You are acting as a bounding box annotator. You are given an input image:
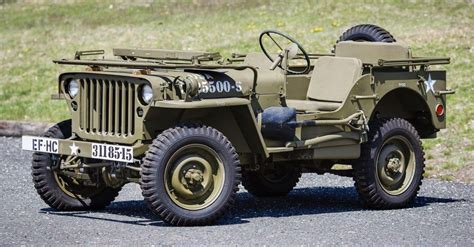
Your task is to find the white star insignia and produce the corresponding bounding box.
[69,142,79,156]
[424,74,437,94]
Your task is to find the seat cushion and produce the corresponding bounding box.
[286,99,341,112]
[306,56,362,103]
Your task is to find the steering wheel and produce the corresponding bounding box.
[259,30,311,74]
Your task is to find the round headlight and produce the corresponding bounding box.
[67,79,79,98]
[141,85,153,104]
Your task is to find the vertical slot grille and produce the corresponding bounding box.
[79,78,135,137]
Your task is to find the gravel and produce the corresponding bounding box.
[1,136,473,245]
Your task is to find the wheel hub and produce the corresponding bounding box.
[183,168,204,186]
[165,144,225,210]
[386,156,401,175]
[376,136,416,195]
[171,156,212,197]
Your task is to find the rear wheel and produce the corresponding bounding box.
[353,118,425,209]
[140,125,241,226]
[32,120,121,210]
[337,24,396,43]
[242,163,301,197]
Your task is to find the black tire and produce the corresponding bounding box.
[337,24,396,43]
[353,118,425,209]
[242,164,301,197]
[140,125,241,226]
[32,120,121,210]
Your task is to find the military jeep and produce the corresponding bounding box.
[22,24,454,226]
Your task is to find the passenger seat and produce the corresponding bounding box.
[286,56,362,112]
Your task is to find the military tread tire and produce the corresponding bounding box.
[353,118,425,209]
[32,120,121,211]
[140,125,241,226]
[337,24,396,43]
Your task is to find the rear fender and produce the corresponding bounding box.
[316,72,445,137]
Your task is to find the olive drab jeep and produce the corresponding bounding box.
[22,24,454,226]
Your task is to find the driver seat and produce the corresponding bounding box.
[286,56,362,112]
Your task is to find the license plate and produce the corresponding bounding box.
[91,143,133,163]
[22,136,59,154]
[22,136,134,163]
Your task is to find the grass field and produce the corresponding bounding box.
[0,0,472,182]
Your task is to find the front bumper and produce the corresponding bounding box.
[22,136,136,163]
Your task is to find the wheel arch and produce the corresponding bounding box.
[371,88,437,138]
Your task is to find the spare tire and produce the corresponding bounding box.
[337,24,396,43]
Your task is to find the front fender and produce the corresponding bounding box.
[145,98,268,157]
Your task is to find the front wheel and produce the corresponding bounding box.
[353,118,425,209]
[140,125,241,226]
[32,120,121,210]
